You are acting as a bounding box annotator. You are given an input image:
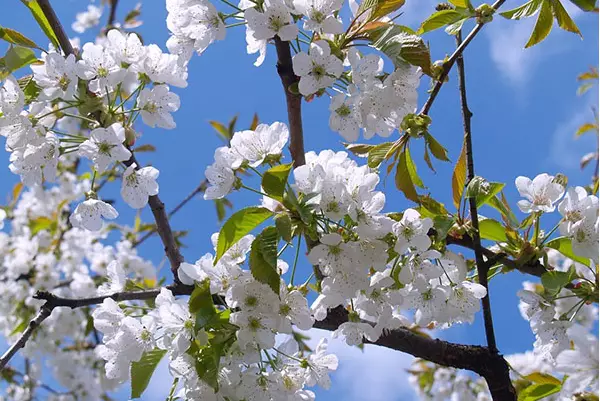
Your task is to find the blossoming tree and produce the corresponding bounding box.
[0,0,597,400]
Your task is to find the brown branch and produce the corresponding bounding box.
[419,0,506,116]
[0,306,51,371]
[107,0,119,29]
[315,306,517,401]
[274,37,306,167]
[120,152,185,282]
[133,179,208,247]
[455,30,498,354]
[36,0,74,56]
[3,286,514,401]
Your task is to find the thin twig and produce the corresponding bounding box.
[107,0,119,28]
[455,30,498,354]
[36,0,74,56]
[0,306,52,371]
[419,0,506,115]
[133,180,208,247]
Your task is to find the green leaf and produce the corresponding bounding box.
[568,0,597,11]
[449,0,471,8]
[501,0,543,19]
[209,120,231,142]
[525,1,554,48]
[189,280,217,331]
[275,213,293,243]
[17,75,40,104]
[344,142,374,157]
[517,382,561,401]
[0,27,40,49]
[369,24,433,76]
[452,136,467,210]
[132,144,156,152]
[445,18,468,35]
[479,218,508,242]
[405,145,424,189]
[523,372,562,385]
[262,163,292,202]
[395,148,419,202]
[20,0,60,50]
[551,0,582,35]
[357,0,406,21]
[130,349,167,399]
[418,195,449,216]
[3,46,37,75]
[487,194,519,227]
[424,133,450,161]
[215,207,273,264]
[249,227,280,294]
[417,9,468,34]
[193,341,224,390]
[368,141,396,168]
[545,236,591,267]
[575,122,597,136]
[465,177,506,208]
[29,216,55,235]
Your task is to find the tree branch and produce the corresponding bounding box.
[124,154,185,282]
[3,287,515,401]
[36,0,74,56]
[455,30,498,354]
[274,37,305,167]
[419,0,506,116]
[314,306,517,401]
[133,179,208,247]
[0,306,51,371]
[107,0,119,29]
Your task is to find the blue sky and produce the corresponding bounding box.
[0,0,598,399]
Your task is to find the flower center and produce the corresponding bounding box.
[98,142,115,156]
[336,104,351,117]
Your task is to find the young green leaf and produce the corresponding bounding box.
[0,27,41,49]
[215,207,273,264]
[452,136,467,210]
[344,143,374,157]
[275,213,293,243]
[3,46,37,74]
[545,236,591,266]
[20,0,60,50]
[567,0,597,11]
[551,0,582,35]
[518,382,561,401]
[367,141,396,168]
[189,280,217,330]
[405,145,424,189]
[130,349,168,399]
[249,226,280,294]
[500,0,543,19]
[424,133,450,161]
[525,1,554,48]
[262,163,293,201]
[417,10,468,34]
[523,372,562,385]
[478,218,508,242]
[395,148,419,202]
[369,24,433,76]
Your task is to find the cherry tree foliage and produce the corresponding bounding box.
[0,0,597,400]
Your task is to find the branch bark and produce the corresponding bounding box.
[455,30,498,354]
[419,0,506,116]
[2,286,515,401]
[274,37,305,167]
[107,0,119,29]
[37,0,75,56]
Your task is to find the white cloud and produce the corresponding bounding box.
[547,91,598,174]
[305,328,418,401]
[486,0,584,86]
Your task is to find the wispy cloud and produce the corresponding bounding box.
[307,328,418,401]
[547,91,598,175]
[485,0,584,86]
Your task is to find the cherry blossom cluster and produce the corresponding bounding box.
[0,30,187,232]
[92,232,337,401]
[516,173,599,261]
[0,171,157,399]
[165,0,421,143]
